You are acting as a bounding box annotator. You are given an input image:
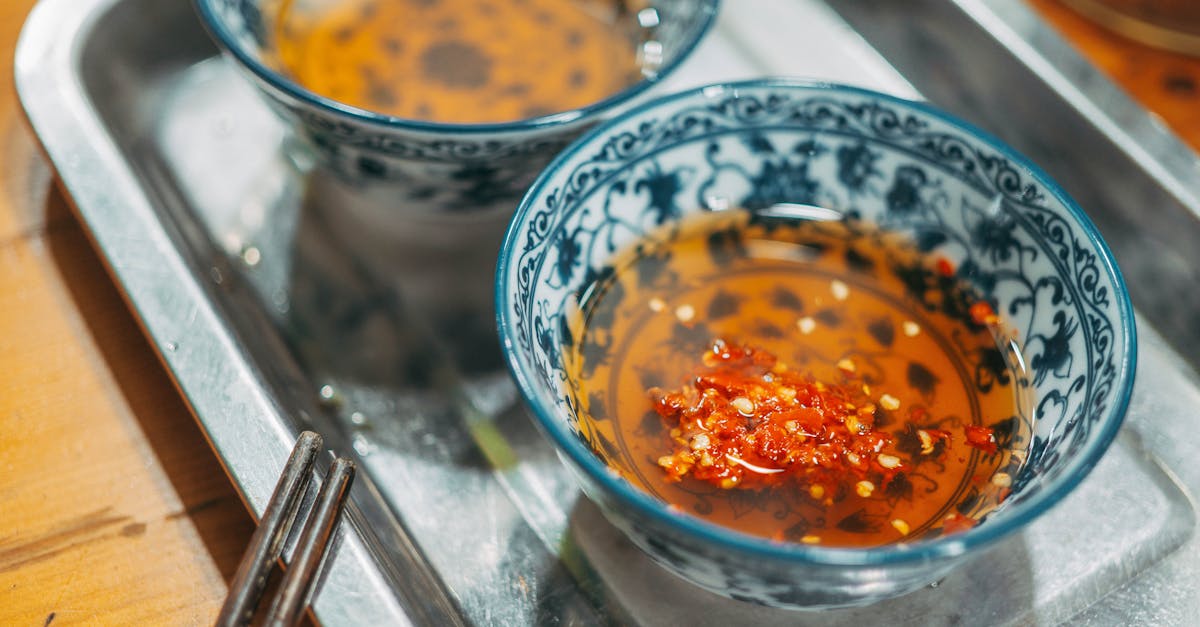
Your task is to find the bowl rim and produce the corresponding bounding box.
[192,0,721,135]
[496,77,1137,566]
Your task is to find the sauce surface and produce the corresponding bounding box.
[269,0,645,123]
[567,211,1031,547]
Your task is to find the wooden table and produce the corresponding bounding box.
[0,0,255,623]
[0,1,1197,623]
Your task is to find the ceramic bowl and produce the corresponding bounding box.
[496,79,1136,608]
[193,0,720,215]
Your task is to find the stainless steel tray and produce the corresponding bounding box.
[16,0,1200,624]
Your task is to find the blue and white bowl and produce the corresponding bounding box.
[193,0,720,215]
[496,80,1136,608]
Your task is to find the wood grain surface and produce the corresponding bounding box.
[0,0,255,624]
[0,0,1198,624]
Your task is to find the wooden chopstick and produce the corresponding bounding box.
[264,457,357,626]
[215,431,357,626]
[216,431,323,626]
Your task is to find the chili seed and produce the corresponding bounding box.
[918,429,935,455]
[831,280,850,301]
[880,394,901,411]
[730,397,755,415]
[877,453,902,469]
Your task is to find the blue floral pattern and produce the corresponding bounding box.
[198,0,721,213]
[498,82,1134,608]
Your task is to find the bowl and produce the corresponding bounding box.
[496,79,1136,608]
[195,0,720,362]
[193,0,720,215]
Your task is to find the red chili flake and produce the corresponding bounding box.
[650,340,899,492]
[935,257,955,277]
[969,301,997,326]
[963,425,998,455]
[942,512,978,535]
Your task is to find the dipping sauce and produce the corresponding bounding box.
[269,0,646,123]
[566,211,1031,547]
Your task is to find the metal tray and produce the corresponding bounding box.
[16,0,1200,623]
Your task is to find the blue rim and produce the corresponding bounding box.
[193,0,721,135]
[496,78,1137,567]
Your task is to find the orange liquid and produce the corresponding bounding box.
[567,213,1032,547]
[270,0,645,123]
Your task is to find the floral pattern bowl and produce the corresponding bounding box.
[193,0,720,215]
[496,79,1136,608]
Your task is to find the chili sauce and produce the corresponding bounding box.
[269,0,645,123]
[566,211,1032,548]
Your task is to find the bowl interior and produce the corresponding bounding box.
[195,0,721,130]
[498,80,1135,558]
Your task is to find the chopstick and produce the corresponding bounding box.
[264,457,356,626]
[215,431,357,627]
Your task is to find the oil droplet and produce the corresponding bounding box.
[352,433,376,456]
[241,246,262,267]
